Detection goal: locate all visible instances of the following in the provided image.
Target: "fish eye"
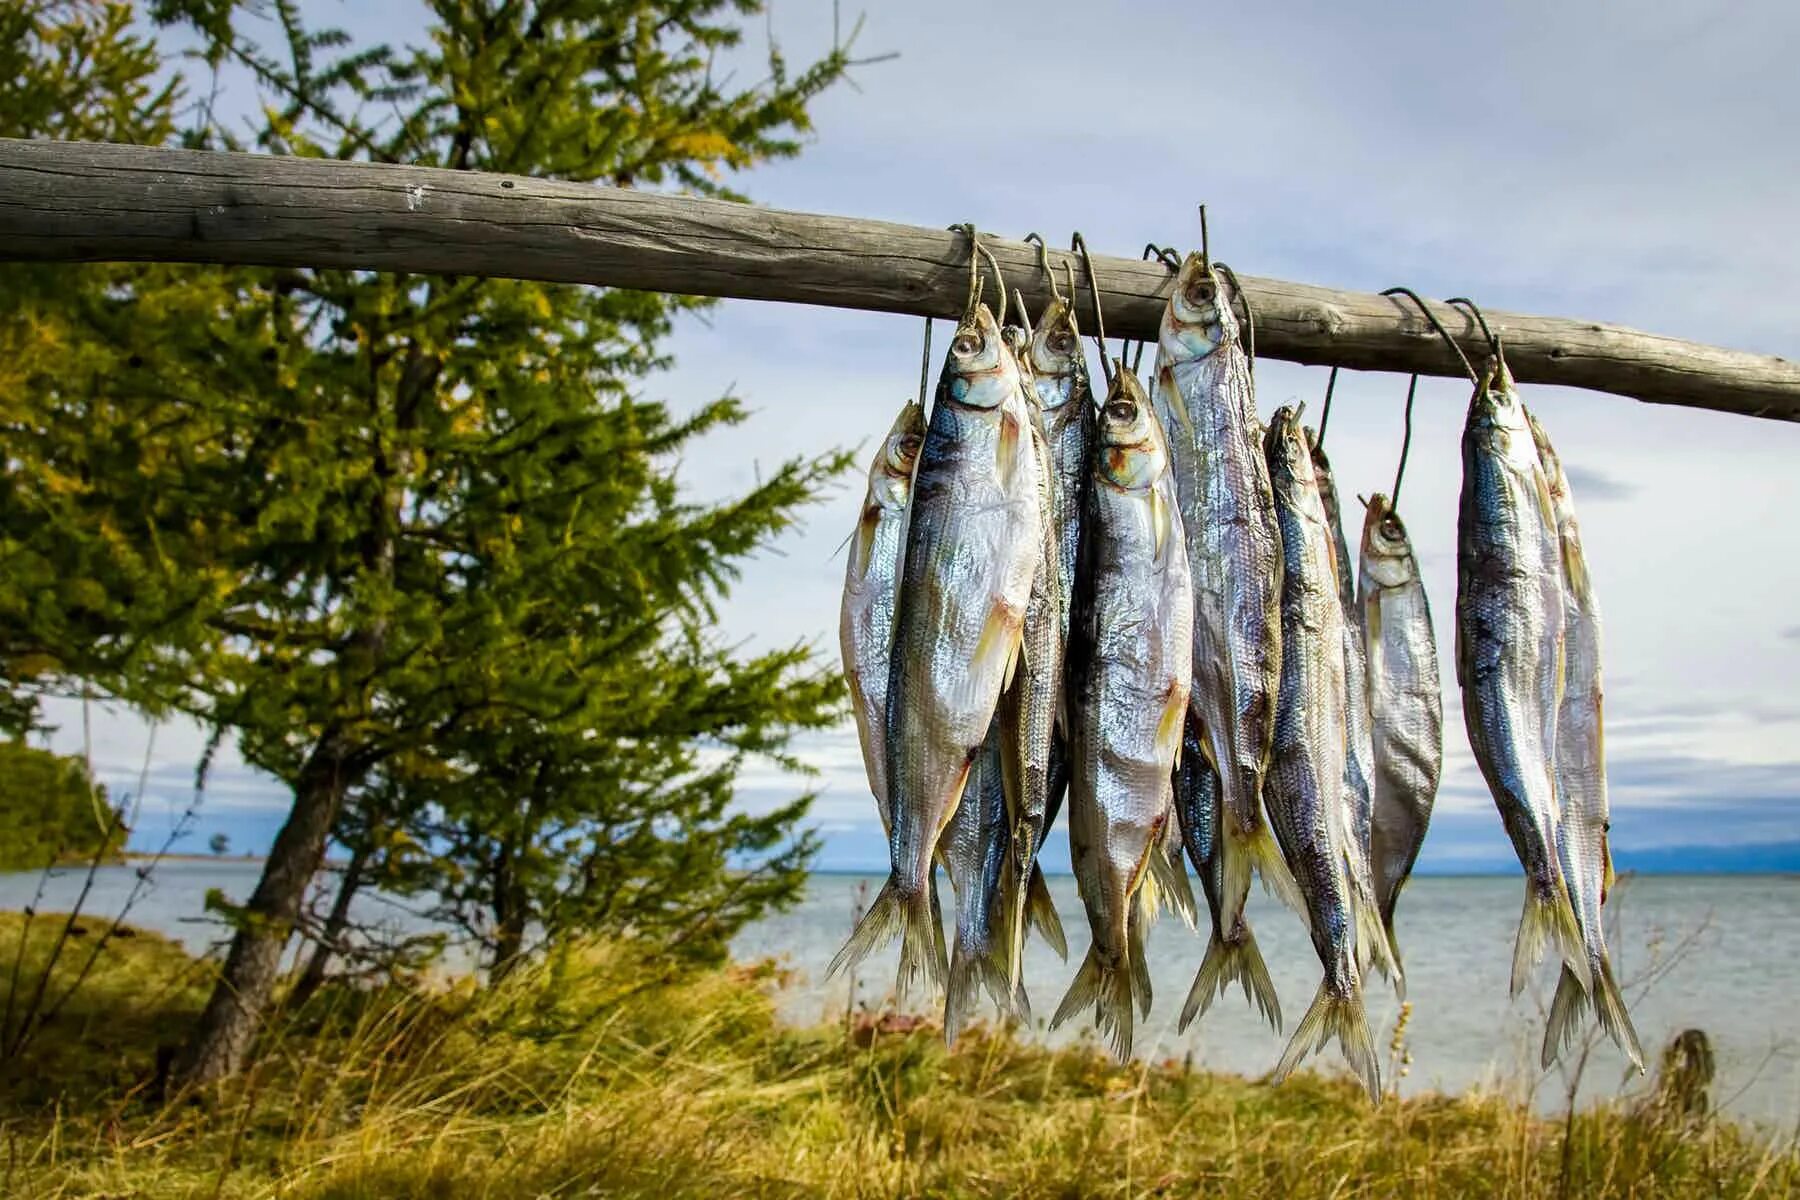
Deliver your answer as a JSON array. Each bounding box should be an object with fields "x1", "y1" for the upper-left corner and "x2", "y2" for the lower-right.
[
  {"x1": 1049, "y1": 331, "x2": 1075, "y2": 354},
  {"x1": 1104, "y1": 399, "x2": 1135, "y2": 423},
  {"x1": 1185, "y1": 278, "x2": 1216, "y2": 306},
  {"x1": 895, "y1": 434, "x2": 921, "y2": 458},
  {"x1": 952, "y1": 331, "x2": 982, "y2": 356},
  {"x1": 1382, "y1": 517, "x2": 1403, "y2": 539}
]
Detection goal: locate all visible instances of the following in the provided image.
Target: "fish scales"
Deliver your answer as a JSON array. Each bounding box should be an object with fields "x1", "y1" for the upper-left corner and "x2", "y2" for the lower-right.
[
  {"x1": 1051, "y1": 368, "x2": 1192, "y2": 1061},
  {"x1": 1308, "y1": 432, "x2": 1396, "y2": 990},
  {"x1": 1455, "y1": 360, "x2": 1590, "y2": 998},
  {"x1": 828, "y1": 304, "x2": 1042, "y2": 1000},
  {"x1": 1528, "y1": 411, "x2": 1643, "y2": 1072},
  {"x1": 1357, "y1": 494, "x2": 1442, "y2": 971},
  {"x1": 1262, "y1": 407, "x2": 1379, "y2": 1101},
  {"x1": 1150, "y1": 253, "x2": 1301, "y2": 970}
]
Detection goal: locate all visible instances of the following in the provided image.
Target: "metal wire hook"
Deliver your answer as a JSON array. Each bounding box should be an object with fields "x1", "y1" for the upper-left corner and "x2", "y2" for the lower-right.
[
  {"x1": 1013, "y1": 288, "x2": 1033, "y2": 343},
  {"x1": 1380, "y1": 286, "x2": 1478, "y2": 383},
  {"x1": 1142, "y1": 243, "x2": 1181, "y2": 271},
  {"x1": 948, "y1": 223, "x2": 1007, "y2": 326},
  {"x1": 1215, "y1": 260, "x2": 1256, "y2": 375},
  {"x1": 1392, "y1": 373, "x2": 1420, "y2": 509},
  {"x1": 1024, "y1": 232, "x2": 1067, "y2": 307},
  {"x1": 1061, "y1": 261, "x2": 1080, "y2": 337},
  {"x1": 1198, "y1": 204, "x2": 1210, "y2": 271},
  {"x1": 1069, "y1": 231, "x2": 1112, "y2": 384},
  {"x1": 917, "y1": 317, "x2": 932, "y2": 408},
  {"x1": 1316, "y1": 366, "x2": 1340, "y2": 448},
  {"x1": 950, "y1": 222, "x2": 982, "y2": 320},
  {"x1": 1444, "y1": 296, "x2": 1502, "y2": 360},
  {"x1": 1126, "y1": 244, "x2": 1178, "y2": 374},
  {"x1": 976, "y1": 239, "x2": 1008, "y2": 329}
]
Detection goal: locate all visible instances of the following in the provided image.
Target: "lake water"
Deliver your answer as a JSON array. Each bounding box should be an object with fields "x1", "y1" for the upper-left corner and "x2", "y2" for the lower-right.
[{"x1": 4, "y1": 862, "x2": 1797, "y2": 1128}]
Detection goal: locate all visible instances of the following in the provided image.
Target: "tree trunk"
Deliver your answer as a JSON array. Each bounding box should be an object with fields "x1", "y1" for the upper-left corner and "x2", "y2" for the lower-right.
[
  {"x1": 489, "y1": 837, "x2": 528, "y2": 981},
  {"x1": 288, "y1": 839, "x2": 371, "y2": 1009},
  {"x1": 173, "y1": 730, "x2": 359, "y2": 1090}
]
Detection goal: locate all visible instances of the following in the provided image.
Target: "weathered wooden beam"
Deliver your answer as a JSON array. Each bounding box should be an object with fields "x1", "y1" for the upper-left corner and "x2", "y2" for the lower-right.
[{"x1": 0, "y1": 138, "x2": 1794, "y2": 421}]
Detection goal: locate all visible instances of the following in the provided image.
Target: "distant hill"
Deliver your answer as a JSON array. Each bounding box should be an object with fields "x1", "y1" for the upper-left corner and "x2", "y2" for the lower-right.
[{"x1": 1415, "y1": 841, "x2": 1800, "y2": 876}]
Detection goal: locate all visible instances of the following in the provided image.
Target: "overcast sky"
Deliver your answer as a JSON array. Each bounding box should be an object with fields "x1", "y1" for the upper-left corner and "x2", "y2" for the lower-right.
[{"x1": 38, "y1": 0, "x2": 1800, "y2": 872}]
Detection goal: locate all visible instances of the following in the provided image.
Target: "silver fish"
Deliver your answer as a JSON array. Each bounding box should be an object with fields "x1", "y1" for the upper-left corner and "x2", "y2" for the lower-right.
[
  {"x1": 1529, "y1": 411, "x2": 1643, "y2": 1072},
  {"x1": 840, "y1": 401, "x2": 926, "y2": 828},
  {"x1": 941, "y1": 718, "x2": 1019, "y2": 1042},
  {"x1": 1357, "y1": 494, "x2": 1442, "y2": 972},
  {"x1": 1455, "y1": 360, "x2": 1590, "y2": 998},
  {"x1": 837, "y1": 400, "x2": 948, "y2": 977},
  {"x1": 1051, "y1": 367, "x2": 1193, "y2": 1061},
  {"x1": 1308, "y1": 431, "x2": 1398, "y2": 991},
  {"x1": 1026, "y1": 294, "x2": 1093, "y2": 648},
  {"x1": 993, "y1": 393, "x2": 1070, "y2": 989},
  {"x1": 829, "y1": 303, "x2": 1043, "y2": 999},
  {"x1": 1023, "y1": 296, "x2": 1090, "y2": 832},
  {"x1": 1175, "y1": 710, "x2": 1281, "y2": 1032},
  {"x1": 1151, "y1": 253, "x2": 1301, "y2": 980},
  {"x1": 1263, "y1": 407, "x2": 1379, "y2": 1101}
]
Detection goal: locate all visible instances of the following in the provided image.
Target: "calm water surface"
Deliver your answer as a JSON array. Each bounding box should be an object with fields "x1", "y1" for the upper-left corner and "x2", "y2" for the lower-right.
[{"x1": 4, "y1": 863, "x2": 1796, "y2": 1127}]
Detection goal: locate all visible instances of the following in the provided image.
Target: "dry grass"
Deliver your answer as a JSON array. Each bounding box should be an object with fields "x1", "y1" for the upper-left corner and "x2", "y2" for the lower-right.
[{"x1": 0, "y1": 913, "x2": 1794, "y2": 1199}]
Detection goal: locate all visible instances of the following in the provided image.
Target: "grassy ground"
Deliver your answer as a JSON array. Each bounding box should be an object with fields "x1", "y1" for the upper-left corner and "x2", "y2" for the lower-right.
[{"x1": 0, "y1": 913, "x2": 1793, "y2": 1199}]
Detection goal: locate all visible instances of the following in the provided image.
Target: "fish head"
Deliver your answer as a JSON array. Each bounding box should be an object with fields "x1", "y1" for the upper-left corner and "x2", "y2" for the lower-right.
[
  {"x1": 1027, "y1": 297, "x2": 1084, "y2": 405},
  {"x1": 1359, "y1": 492, "x2": 1418, "y2": 587},
  {"x1": 1096, "y1": 369, "x2": 1166, "y2": 490},
  {"x1": 1159, "y1": 252, "x2": 1234, "y2": 362},
  {"x1": 873, "y1": 401, "x2": 925, "y2": 508},
  {"x1": 1262, "y1": 404, "x2": 1316, "y2": 497},
  {"x1": 1466, "y1": 356, "x2": 1534, "y2": 460},
  {"x1": 939, "y1": 304, "x2": 1021, "y2": 411}
]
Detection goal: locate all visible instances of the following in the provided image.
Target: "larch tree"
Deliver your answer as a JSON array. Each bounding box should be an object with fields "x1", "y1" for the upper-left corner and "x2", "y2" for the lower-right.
[{"x1": 1, "y1": 0, "x2": 862, "y2": 1089}]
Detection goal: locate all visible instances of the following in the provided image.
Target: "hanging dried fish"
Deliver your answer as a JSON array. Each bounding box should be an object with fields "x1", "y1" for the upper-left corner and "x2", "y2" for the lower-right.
[
  {"x1": 1051, "y1": 367, "x2": 1193, "y2": 1061},
  {"x1": 1455, "y1": 359, "x2": 1590, "y2": 999},
  {"x1": 1529, "y1": 411, "x2": 1643, "y2": 1072},
  {"x1": 828, "y1": 301, "x2": 1043, "y2": 1000},
  {"x1": 1263, "y1": 406, "x2": 1380, "y2": 1101}
]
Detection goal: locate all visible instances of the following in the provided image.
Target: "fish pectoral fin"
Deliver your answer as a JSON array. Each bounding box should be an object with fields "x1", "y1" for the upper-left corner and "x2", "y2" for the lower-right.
[
  {"x1": 1155, "y1": 688, "x2": 1187, "y2": 771},
  {"x1": 1149, "y1": 486, "x2": 1173, "y2": 565},
  {"x1": 974, "y1": 601, "x2": 1026, "y2": 696},
  {"x1": 996, "y1": 409, "x2": 1022, "y2": 492}
]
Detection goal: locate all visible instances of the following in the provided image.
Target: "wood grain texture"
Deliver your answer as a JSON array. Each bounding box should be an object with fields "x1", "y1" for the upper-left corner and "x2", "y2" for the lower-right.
[{"x1": 1, "y1": 138, "x2": 1794, "y2": 421}]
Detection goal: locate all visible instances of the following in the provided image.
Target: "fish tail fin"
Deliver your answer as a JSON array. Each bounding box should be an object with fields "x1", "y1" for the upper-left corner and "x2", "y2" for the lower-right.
[
  {"x1": 928, "y1": 872, "x2": 949, "y2": 993},
  {"x1": 944, "y1": 941, "x2": 976, "y2": 1046},
  {"x1": 1147, "y1": 829, "x2": 1198, "y2": 930},
  {"x1": 1229, "y1": 818, "x2": 1305, "y2": 919},
  {"x1": 1353, "y1": 885, "x2": 1405, "y2": 999},
  {"x1": 1274, "y1": 980, "x2": 1381, "y2": 1103},
  {"x1": 945, "y1": 940, "x2": 1017, "y2": 1046},
  {"x1": 1180, "y1": 923, "x2": 1281, "y2": 1034},
  {"x1": 1382, "y1": 919, "x2": 1406, "y2": 1001},
  {"x1": 1541, "y1": 963, "x2": 1591, "y2": 1070},
  {"x1": 1593, "y1": 954, "x2": 1646, "y2": 1073},
  {"x1": 1050, "y1": 947, "x2": 1135, "y2": 1062},
  {"x1": 1127, "y1": 891, "x2": 1155, "y2": 1017},
  {"x1": 1511, "y1": 879, "x2": 1591, "y2": 997},
  {"x1": 994, "y1": 856, "x2": 1028, "y2": 994},
  {"x1": 1009, "y1": 975, "x2": 1033, "y2": 1025},
  {"x1": 1026, "y1": 864, "x2": 1068, "y2": 960},
  {"x1": 826, "y1": 875, "x2": 945, "y2": 1002}
]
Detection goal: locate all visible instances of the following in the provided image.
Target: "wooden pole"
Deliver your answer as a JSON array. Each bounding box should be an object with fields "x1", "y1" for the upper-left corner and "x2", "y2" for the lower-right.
[{"x1": 0, "y1": 138, "x2": 1794, "y2": 421}]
